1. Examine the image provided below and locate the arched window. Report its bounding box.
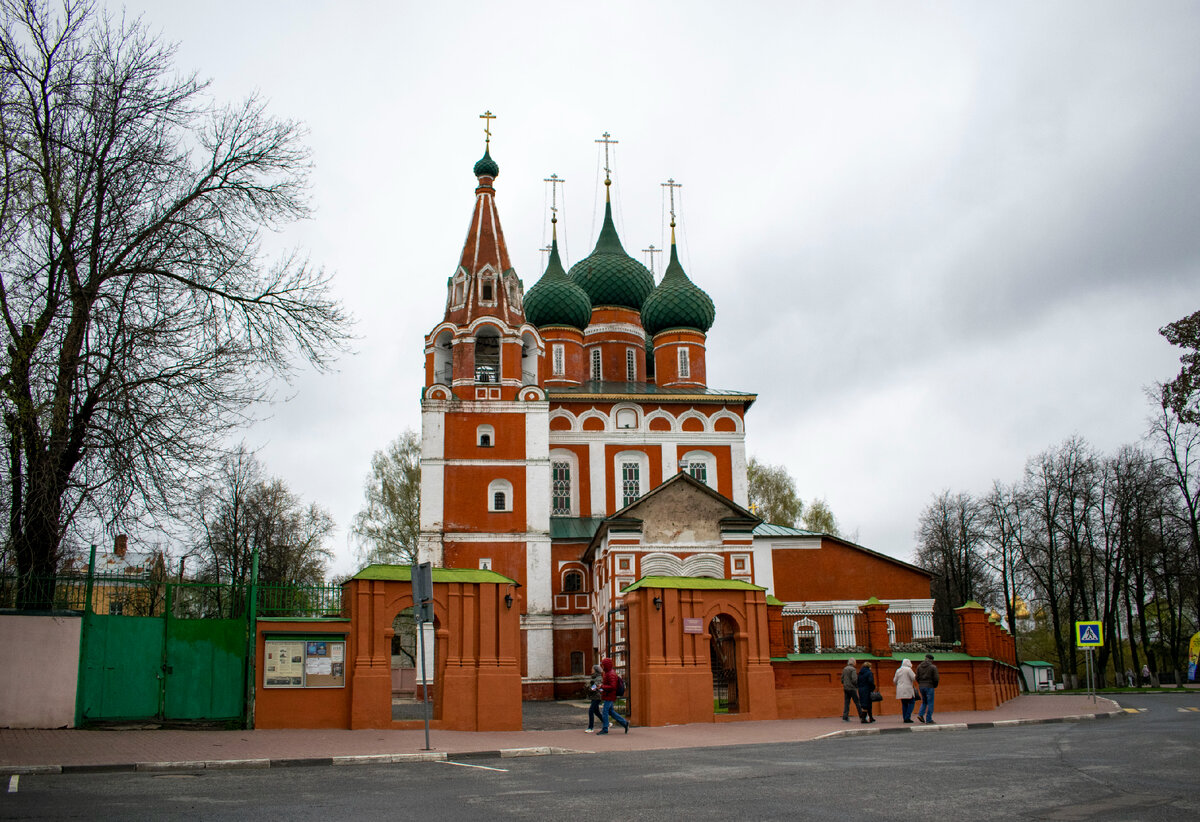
[613,451,649,509]
[886,618,896,646]
[563,570,584,593]
[477,425,494,447]
[615,407,638,430]
[433,329,453,384]
[475,326,500,383]
[552,344,565,376]
[793,617,821,653]
[681,450,715,489]
[488,479,513,512]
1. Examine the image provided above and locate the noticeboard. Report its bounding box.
[264,636,346,688]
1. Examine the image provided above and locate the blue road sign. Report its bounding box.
[1075,621,1103,647]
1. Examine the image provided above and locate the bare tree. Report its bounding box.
[194,446,333,590]
[1160,310,1200,424]
[0,2,348,606]
[747,457,803,527]
[915,490,996,642]
[352,430,420,567]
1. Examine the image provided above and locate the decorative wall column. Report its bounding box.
[859,597,891,658]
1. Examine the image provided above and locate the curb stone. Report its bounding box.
[816,709,1124,742]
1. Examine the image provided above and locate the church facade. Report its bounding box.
[417,140,934,699]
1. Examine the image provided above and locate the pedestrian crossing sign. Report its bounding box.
[1075,621,1103,647]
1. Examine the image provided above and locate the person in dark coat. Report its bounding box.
[840,658,860,721]
[857,661,876,723]
[598,657,629,734]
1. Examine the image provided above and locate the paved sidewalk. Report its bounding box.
[0,694,1121,775]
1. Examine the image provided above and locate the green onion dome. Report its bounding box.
[641,241,715,335]
[473,148,499,178]
[568,199,654,310]
[524,231,592,330]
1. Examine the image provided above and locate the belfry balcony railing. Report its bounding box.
[475,365,498,383]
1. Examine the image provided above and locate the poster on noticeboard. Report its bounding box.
[264,637,346,688]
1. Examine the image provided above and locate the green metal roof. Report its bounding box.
[473,148,499,178]
[1022,660,1054,667]
[548,381,756,406]
[568,200,655,310]
[753,523,821,537]
[766,594,785,606]
[642,242,715,335]
[622,575,766,593]
[352,564,516,585]
[550,517,606,540]
[524,233,592,330]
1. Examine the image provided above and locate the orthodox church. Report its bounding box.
[418,132,933,699]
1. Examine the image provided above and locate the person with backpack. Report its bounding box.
[598,656,630,734]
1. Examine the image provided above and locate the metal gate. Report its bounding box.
[709,614,739,713]
[606,605,630,713]
[79,611,247,723]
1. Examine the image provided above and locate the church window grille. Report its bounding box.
[552,345,564,376]
[688,461,707,485]
[678,347,690,378]
[475,330,500,383]
[552,461,571,515]
[621,462,640,507]
[488,479,512,512]
[626,348,636,381]
[493,491,507,511]
[590,349,602,381]
[570,651,585,675]
[563,570,583,593]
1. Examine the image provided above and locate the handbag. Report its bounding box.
[870,691,883,702]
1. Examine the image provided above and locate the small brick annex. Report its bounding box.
[255,566,523,731]
[621,582,1019,728]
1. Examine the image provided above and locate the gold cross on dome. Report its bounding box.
[595,131,619,183]
[662,178,682,226]
[642,244,662,275]
[480,110,496,146]
[544,173,565,221]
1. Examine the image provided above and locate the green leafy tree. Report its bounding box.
[747,458,803,527]
[352,431,421,566]
[1161,310,1200,424]
[801,497,840,536]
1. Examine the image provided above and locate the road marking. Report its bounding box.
[1176,707,1199,713]
[7,775,17,793]
[441,761,509,772]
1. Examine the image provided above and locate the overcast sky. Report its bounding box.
[123,1,1200,577]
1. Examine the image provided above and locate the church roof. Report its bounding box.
[523,228,592,330]
[548,380,756,407]
[567,198,655,310]
[641,240,715,336]
[457,150,512,279]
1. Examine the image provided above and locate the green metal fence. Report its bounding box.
[0,574,344,618]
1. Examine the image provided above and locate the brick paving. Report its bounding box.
[0,694,1122,774]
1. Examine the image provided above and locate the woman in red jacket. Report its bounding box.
[598,657,630,734]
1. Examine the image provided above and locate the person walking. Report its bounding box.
[1125,668,1135,688]
[893,658,918,723]
[857,661,877,724]
[597,657,630,735]
[584,663,604,733]
[915,654,939,724]
[841,658,861,721]
[1141,664,1152,687]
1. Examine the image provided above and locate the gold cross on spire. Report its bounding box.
[642,244,662,275]
[544,173,564,224]
[480,110,496,147]
[595,131,619,185]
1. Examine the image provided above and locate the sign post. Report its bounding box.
[1075,621,1104,703]
[412,562,434,751]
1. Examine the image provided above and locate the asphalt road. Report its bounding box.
[3,693,1197,821]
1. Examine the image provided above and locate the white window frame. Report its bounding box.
[488,479,513,512]
[625,348,636,381]
[590,349,602,381]
[552,344,565,376]
[680,449,715,488]
[613,450,649,509]
[793,617,821,653]
[477,424,495,447]
[678,347,690,378]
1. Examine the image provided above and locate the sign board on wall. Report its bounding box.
[264,636,346,688]
[683,618,704,634]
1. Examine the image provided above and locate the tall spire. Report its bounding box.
[459,112,510,279]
